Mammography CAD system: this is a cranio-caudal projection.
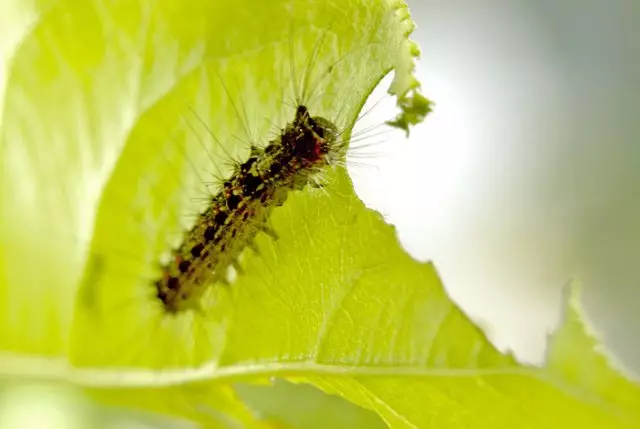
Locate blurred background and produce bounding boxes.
[355,0,640,373]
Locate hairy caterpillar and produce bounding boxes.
[62,13,413,372]
[155,104,345,313]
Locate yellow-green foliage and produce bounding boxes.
[0,1,638,428]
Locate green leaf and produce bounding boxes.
[2,0,638,428]
[0,0,421,366]
[0,0,424,426]
[106,179,638,428]
[280,281,640,429]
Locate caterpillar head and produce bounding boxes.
[290,105,344,167]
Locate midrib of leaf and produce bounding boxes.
[0,356,582,385]
[4,344,637,427]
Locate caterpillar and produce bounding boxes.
[66,13,412,372]
[156,104,345,313]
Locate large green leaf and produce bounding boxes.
[0,0,421,426]
[1,0,638,428]
[283,283,640,429]
[0,0,421,366]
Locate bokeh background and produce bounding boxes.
[355,0,640,373]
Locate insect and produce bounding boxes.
[65,14,408,373]
[155,104,346,313]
